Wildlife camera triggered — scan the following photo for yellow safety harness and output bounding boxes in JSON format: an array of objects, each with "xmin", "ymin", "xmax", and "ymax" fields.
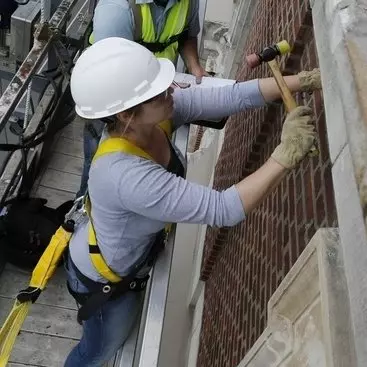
[
  {"xmin": 89, "ymin": 0, "xmax": 190, "ymax": 62},
  {"xmin": 86, "ymin": 119, "xmax": 173, "ymax": 283},
  {"xmin": 0, "ymin": 119, "xmax": 173, "ymax": 365}
]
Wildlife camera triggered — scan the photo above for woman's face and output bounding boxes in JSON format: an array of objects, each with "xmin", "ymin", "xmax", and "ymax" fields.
[{"xmin": 137, "ymin": 87, "xmax": 174, "ymax": 126}]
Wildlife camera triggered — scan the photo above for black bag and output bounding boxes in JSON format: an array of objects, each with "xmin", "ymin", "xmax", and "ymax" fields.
[
  {"xmin": 0, "ymin": 197, "xmax": 74, "ymax": 270},
  {"xmin": 0, "ymin": 0, "xmax": 18, "ymax": 29}
]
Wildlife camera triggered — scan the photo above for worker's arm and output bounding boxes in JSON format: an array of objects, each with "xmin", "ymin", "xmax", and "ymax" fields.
[
  {"xmin": 259, "ymin": 69, "xmax": 321, "ymax": 101},
  {"xmin": 93, "ymin": 0, "xmax": 135, "ymax": 42},
  {"xmin": 237, "ymin": 106, "xmax": 316, "ymax": 212},
  {"xmin": 179, "ymin": 0, "xmax": 208, "ymax": 83},
  {"xmin": 172, "ymin": 70, "xmax": 321, "ymax": 128},
  {"xmin": 236, "ymin": 158, "xmax": 287, "ymax": 213},
  {"xmin": 180, "ymin": 37, "xmax": 208, "ymax": 83},
  {"xmin": 115, "ymin": 107, "xmax": 315, "ymax": 225},
  {"xmin": 116, "ymin": 158, "xmax": 245, "ymax": 227}
]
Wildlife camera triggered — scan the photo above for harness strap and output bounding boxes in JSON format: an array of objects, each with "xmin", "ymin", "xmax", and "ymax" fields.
[
  {"xmin": 139, "ymin": 29, "xmax": 189, "ymax": 54},
  {"xmin": 84, "ymin": 122, "xmax": 173, "ymax": 286},
  {"xmin": 69, "ymin": 227, "xmax": 167, "ymax": 321},
  {"xmin": 66, "ymin": 123, "xmax": 175, "ymax": 319},
  {"xmin": 85, "ymin": 137, "xmax": 156, "ymax": 283},
  {"xmin": 66, "ymin": 254, "xmax": 150, "ymax": 322}
]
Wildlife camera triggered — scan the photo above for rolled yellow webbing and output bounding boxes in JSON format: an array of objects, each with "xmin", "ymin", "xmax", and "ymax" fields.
[
  {"xmin": 0, "ymin": 301, "xmax": 30, "ymax": 366},
  {"xmin": 0, "ymin": 225, "xmax": 72, "ymax": 365},
  {"xmin": 29, "ymin": 226, "xmax": 73, "ymax": 289}
]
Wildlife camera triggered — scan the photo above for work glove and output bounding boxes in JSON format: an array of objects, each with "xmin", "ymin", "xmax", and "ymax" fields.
[
  {"xmin": 298, "ymin": 68, "xmax": 322, "ymax": 92},
  {"xmin": 271, "ymin": 106, "xmax": 316, "ymax": 169}
]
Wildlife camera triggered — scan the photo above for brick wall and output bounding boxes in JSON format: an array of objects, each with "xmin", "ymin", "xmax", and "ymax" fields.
[{"xmin": 197, "ymin": 0, "xmax": 338, "ymax": 366}]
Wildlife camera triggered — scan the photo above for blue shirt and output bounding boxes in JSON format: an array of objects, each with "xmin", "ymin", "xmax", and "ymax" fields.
[
  {"xmin": 70, "ymin": 80, "xmax": 266, "ymax": 282},
  {"xmin": 93, "ymin": 0, "xmax": 200, "ymax": 43}
]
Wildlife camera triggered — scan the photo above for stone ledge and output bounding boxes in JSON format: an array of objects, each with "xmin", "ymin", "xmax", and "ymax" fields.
[
  {"xmin": 238, "ymin": 228, "xmax": 355, "ymax": 367},
  {"xmin": 311, "ymin": 1, "xmax": 367, "ymax": 364}
]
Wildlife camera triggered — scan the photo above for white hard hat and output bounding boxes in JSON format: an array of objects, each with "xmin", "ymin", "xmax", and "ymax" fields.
[{"xmin": 70, "ymin": 37, "xmax": 176, "ymax": 119}]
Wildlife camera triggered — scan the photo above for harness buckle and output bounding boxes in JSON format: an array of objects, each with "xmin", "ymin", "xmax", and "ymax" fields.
[
  {"xmin": 17, "ymin": 287, "xmax": 42, "ymax": 304},
  {"xmin": 102, "ymin": 285, "xmax": 112, "ymax": 293},
  {"xmin": 65, "ymin": 196, "xmax": 87, "ymax": 225}
]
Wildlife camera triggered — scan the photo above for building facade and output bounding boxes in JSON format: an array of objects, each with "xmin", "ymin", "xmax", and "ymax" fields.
[{"xmin": 187, "ymin": 0, "xmax": 367, "ymax": 366}]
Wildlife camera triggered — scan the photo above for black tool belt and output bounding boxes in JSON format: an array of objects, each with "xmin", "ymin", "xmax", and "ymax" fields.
[
  {"xmin": 138, "ymin": 29, "xmax": 189, "ymax": 54},
  {"xmin": 67, "ymin": 260, "xmax": 150, "ymax": 323},
  {"xmin": 67, "ymin": 230, "xmax": 167, "ymax": 323}
]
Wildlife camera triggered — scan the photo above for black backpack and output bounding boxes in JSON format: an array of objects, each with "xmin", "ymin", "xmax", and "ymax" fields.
[{"xmin": 0, "ymin": 197, "xmax": 74, "ymax": 270}]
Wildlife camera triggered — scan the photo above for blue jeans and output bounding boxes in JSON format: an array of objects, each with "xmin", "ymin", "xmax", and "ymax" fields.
[
  {"xmin": 64, "ymin": 256, "xmax": 143, "ymax": 366},
  {"xmin": 76, "ymin": 120, "xmax": 105, "ymax": 198}
]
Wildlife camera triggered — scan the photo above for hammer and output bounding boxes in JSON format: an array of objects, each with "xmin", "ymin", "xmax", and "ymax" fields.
[{"xmin": 246, "ymin": 40, "xmax": 318, "ymax": 156}]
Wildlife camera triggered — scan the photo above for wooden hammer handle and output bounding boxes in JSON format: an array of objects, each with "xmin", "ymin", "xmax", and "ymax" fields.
[
  {"xmin": 268, "ymin": 59, "xmax": 297, "ymax": 112},
  {"xmin": 267, "ymin": 59, "xmax": 318, "ymax": 156}
]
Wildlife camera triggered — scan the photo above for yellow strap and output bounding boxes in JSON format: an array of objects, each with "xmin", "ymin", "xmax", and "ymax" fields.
[
  {"xmin": 87, "ymin": 215, "xmax": 123, "ymax": 283},
  {"xmin": 29, "ymin": 226, "xmax": 72, "ymax": 290},
  {"xmin": 89, "ymin": 250, "xmax": 122, "ymax": 283},
  {"xmin": 0, "ymin": 301, "xmax": 30, "ymax": 366},
  {"xmin": 92, "ymin": 121, "xmax": 172, "ymax": 164},
  {"xmin": 83, "ymin": 192, "xmax": 122, "ymax": 283},
  {"xmin": 159, "ymin": 119, "xmax": 172, "ymax": 137},
  {"xmin": 0, "ymin": 225, "xmax": 71, "ymax": 365},
  {"xmin": 92, "ymin": 137, "xmax": 154, "ymax": 163}
]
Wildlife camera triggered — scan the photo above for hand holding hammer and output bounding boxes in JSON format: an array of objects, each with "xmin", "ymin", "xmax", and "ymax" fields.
[{"xmin": 246, "ymin": 40, "xmax": 319, "ymax": 157}]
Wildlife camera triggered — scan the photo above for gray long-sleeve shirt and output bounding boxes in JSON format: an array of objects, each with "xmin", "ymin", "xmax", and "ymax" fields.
[{"xmin": 70, "ymin": 80, "xmax": 266, "ymax": 282}]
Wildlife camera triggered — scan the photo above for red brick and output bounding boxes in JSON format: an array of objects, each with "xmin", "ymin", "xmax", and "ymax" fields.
[
  {"xmin": 288, "ymin": 175, "xmax": 296, "ymax": 218},
  {"xmin": 316, "ymin": 110, "xmax": 330, "ymax": 163},
  {"xmin": 304, "ymin": 163, "xmax": 314, "ymax": 221},
  {"xmin": 313, "ymin": 164, "xmax": 322, "ymax": 197},
  {"xmin": 316, "ymin": 194, "xmax": 326, "ymax": 225}
]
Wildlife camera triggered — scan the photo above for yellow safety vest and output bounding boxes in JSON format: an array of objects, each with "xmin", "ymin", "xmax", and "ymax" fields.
[
  {"xmin": 89, "ymin": 0, "xmax": 190, "ymax": 62},
  {"xmin": 87, "ymin": 119, "xmax": 173, "ymax": 283}
]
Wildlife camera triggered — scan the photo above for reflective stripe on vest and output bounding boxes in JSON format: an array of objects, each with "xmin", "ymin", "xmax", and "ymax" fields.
[
  {"xmin": 86, "ymin": 120, "xmax": 173, "ymax": 283},
  {"xmin": 89, "ymin": 0, "xmax": 190, "ymax": 62}
]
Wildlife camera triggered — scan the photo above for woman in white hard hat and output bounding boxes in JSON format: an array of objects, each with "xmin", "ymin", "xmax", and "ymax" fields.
[{"xmin": 65, "ymin": 37, "xmax": 321, "ymax": 366}]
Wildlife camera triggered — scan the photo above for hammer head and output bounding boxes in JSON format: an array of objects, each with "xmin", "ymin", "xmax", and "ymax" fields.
[{"xmin": 246, "ymin": 40, "xmax": 291, "ymax": 69}]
